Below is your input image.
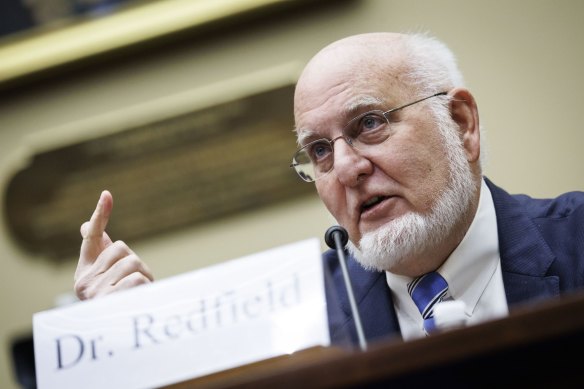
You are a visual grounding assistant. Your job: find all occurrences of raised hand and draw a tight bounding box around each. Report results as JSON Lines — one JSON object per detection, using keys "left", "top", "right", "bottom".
{"left": 74, "top": 190, "right": 154, "bottom": 300}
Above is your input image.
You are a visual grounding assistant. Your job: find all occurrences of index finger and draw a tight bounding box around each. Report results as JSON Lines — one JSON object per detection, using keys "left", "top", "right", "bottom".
{"left": 80, "top": 190, "right": 113, "bottom": 266}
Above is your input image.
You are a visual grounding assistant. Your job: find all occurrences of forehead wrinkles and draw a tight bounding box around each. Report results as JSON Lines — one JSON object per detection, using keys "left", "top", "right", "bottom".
{"left": 294, "top": 80, "right": 349, "bottom": 142}
{"left": 294, "top": 45, "right": 406, "bottom": 143}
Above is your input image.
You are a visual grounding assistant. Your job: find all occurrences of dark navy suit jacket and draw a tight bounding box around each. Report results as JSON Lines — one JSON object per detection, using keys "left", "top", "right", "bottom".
{"left": 323, "top": 177, "right": 584, "bottom": 346}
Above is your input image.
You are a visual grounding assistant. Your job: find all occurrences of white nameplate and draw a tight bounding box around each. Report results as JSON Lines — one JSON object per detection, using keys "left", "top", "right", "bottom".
{"left": 33, "top": 238, "right": 329, "bottom": 389}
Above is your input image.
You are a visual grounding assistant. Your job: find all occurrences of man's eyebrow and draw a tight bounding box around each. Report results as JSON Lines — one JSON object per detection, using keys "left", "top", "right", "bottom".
{"left": 295, "top": 129, "right": 319, "bottom": 146}
{"left": 345, "top": 96, "right": 385, "bottom": 115}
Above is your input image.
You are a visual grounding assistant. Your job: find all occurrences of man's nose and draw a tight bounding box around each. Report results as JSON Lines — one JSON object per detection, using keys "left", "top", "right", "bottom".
{"left": 332, "top": 139, "right": 373, "bottom": 186}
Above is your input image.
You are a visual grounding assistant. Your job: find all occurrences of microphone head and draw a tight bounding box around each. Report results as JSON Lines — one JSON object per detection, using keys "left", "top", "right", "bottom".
{"left": 325, "top": 225, "right": 349, "bottom": 249}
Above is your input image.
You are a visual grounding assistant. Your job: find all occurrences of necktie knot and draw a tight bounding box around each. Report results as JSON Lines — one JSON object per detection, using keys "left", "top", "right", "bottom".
{"left": 408, "top": 272, "right": 449, "bottom": 334}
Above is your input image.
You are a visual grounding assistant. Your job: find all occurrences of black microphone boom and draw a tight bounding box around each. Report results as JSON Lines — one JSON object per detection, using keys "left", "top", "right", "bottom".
{"left": 325, "top": 226, "right": 367, "bottom": 351}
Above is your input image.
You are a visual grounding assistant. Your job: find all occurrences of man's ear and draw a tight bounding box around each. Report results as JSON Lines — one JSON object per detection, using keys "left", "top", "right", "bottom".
{"left": 448, "top": 88, "right": 480, "bottom": 162}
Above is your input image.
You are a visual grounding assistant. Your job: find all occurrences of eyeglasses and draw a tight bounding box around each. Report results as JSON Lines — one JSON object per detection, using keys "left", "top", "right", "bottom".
{"left": 290, "top": 91, "right": 448, "bottom": 182}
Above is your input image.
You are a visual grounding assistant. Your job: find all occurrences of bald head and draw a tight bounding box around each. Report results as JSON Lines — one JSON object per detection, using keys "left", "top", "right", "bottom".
{"left": 298, "top": 32, "right": 407, "bottom": 79}
{"left": 298, "top": 32, "right": 407, "bottom": 78}
{"left": 294, "top": 33, "right": 408, "bottom": 120}
{"left": 294, "top": 32, "right": 464, "bottom": 136}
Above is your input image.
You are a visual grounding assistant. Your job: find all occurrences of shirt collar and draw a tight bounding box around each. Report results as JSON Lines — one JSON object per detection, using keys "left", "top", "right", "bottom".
{"left": 439, "top": 178, "right": 500, "bottom": 315}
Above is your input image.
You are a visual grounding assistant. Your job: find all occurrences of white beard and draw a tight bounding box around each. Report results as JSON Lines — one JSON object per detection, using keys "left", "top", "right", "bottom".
{"left": 347, "top": 115, "right": 477, "bottom": 273}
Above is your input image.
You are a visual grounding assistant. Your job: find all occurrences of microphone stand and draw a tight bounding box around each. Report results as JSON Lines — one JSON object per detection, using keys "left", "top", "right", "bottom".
{"left": 325, "top": 226, "right": 367, "bottom": 351}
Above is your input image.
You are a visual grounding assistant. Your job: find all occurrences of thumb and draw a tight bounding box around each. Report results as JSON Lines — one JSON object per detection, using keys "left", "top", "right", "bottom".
{"left": 79, "top": 190, "right": 113, "bottom": 267}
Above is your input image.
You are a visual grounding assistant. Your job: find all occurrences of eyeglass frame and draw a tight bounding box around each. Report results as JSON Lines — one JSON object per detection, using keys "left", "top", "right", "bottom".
{"left": 290, "top": 91, "right": 449, "bottom": 182}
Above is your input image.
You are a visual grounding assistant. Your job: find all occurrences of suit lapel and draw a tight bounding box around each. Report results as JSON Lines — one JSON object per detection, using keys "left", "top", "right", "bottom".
{"left": 332, "top": 253, "right": 401, "bottom": 343}
{"left": 486, "top": 178, "right": 561, "bottom": 307}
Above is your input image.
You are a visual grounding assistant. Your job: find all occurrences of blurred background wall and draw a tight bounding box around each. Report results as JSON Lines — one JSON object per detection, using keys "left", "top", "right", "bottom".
{"left": 1, "top": 0, "right": 583, "bottom": 387}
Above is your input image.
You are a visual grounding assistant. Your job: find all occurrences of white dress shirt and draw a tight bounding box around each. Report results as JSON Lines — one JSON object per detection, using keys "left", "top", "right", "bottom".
{"left": 386, "top": 179, "right": 509, "bottom": 340}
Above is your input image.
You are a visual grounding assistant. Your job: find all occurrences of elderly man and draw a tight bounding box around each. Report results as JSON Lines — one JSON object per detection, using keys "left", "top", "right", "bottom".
{"left": 75, "top": 32, "right": 584, "bottom": 346}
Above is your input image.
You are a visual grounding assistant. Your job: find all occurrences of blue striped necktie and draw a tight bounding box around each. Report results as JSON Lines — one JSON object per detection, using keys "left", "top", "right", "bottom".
{"left": 407, "top": 272, "right": 449, "bottom": 334}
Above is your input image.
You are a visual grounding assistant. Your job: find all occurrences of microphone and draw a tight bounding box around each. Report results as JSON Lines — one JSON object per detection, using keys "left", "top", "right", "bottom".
{"left": 325, "top": 226, "right": 367, "bottom": 351}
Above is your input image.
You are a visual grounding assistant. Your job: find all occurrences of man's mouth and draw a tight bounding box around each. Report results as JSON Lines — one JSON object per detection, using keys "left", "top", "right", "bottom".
{"left": 361, "top": 196, "right": 389, "bottom": 212}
